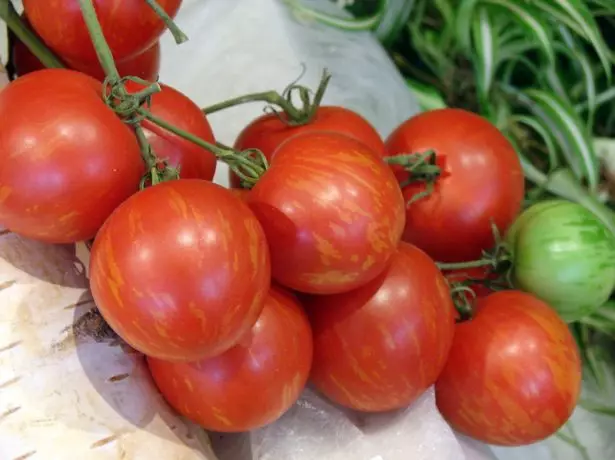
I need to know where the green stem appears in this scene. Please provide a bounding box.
[202,70,332,126]
[134,125,156,168]
[203,90,302,118]
[0,0,64,69]
[78,0,120,80]
[138,108,268,181]
[436,259,493,271]
[143,0,188,44]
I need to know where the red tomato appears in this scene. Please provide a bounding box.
[0,69,143,243]
[385,109,524,263]
[228,187,250,201]
[23,0,181,65]
[247,131,405,294]
[89,179,271,362]
[147,285,312,432]
[307,242,456,412]
[11,20,161,81]
[124,80,217,181]
[230,106,384,188]
[435,290,581,446]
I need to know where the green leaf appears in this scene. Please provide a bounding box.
[523,88,600,191]
[579,399,615,417]
[281,0,383,31]
[571,323,608,391]
[471,6,496,108]
[512,115,559,171]
[555,28,598,129]
[484,0,556,65]
[408,24,454,79]
[455,0,480,52]
[434,0,455,27]
[376,0,416,46]
[405,78,448,111]
[534,0,613,79]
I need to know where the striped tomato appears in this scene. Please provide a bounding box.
[147,285,312,432]
[506,200,615,322]
[124,80,218,181]
[89,179,271,362]
[12,17,161,82]
[307,242,456,412]
[23,0,182,65]
[230,106,384,187]
[435,290,581,446]
[247,131,405,295]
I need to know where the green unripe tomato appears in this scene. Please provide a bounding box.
[506,199,615,322]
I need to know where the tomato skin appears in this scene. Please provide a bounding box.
[90,179,271,362]
[12,21,161,81]
[506,200,615,322]
[124,81,217,181]
[147,285,312,432]
[228,188,250,201]
[385,108,524,263]
[247,131,405,294]
[435,290,581,446]
[0,69,143,243]
[230,106,384,188]
[307,242,455,412]
[23,0,181,65]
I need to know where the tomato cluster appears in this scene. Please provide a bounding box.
[0,3,590,447]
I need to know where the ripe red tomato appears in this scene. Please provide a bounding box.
[230,106,384,187]
[147,285,312,432]
[89,179,271,362]
[11,20,161,81]
[307,242,456,412]
[0,69,143,243]
[385,108,524,263]
[228,187,250,201]
[124,80,217,181]
[435,290,581,446]
[23,0,182,65]
[247,131,405,294]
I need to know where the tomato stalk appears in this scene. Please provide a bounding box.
[385,150,442,204]
[0,0,64,69]
[201,69,332,127]
[436,223,513,280]
[137,108,269,185]
[143,0,188,45]
[77,0,268,186]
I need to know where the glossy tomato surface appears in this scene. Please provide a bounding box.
[90,179,271,362]
[12,18,161,81]
[148,285,312,432]
[308,242,456,412]
[0,69,143,243]
[23,0,182,65]
[385,108,524,263]
[125,80,217,181]
[248,131,405,294]
[230,106,385,187]
[435,290,581,446]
